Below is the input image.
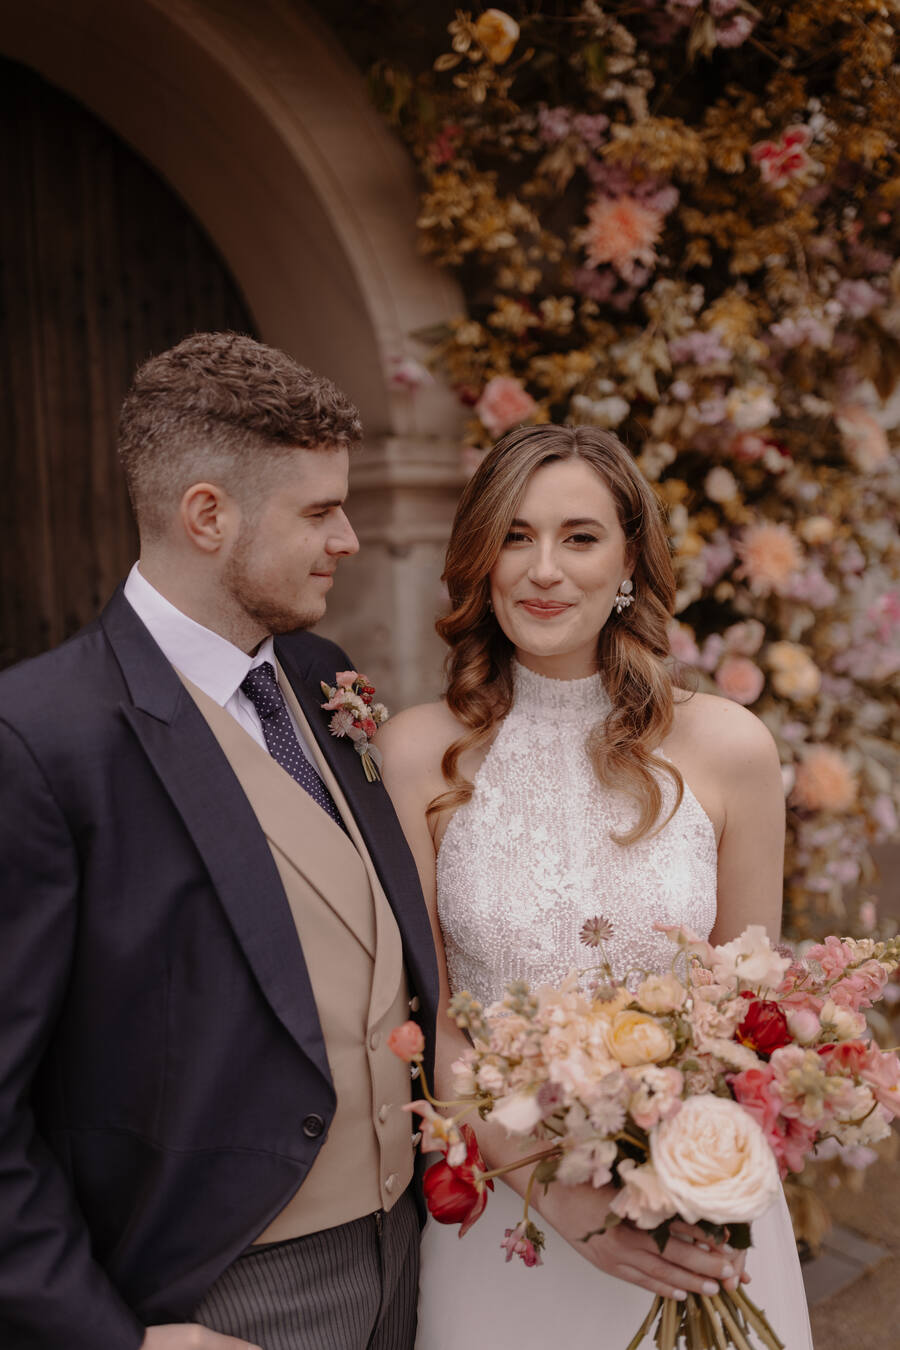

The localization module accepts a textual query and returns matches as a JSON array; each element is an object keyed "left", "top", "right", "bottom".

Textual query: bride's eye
[
  {"left": 504, "top": 530, "right": 530, "bottom": 544},
  {"left": 567, "top": 532, "right": 599, "bottom": 546}
]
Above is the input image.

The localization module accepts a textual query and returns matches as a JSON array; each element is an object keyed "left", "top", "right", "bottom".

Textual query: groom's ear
[{"left": 179, "top": 482, "right": 238, "bottom": 553}]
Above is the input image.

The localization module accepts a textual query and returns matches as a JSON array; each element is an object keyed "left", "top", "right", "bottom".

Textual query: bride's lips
[{"left": 518, "top": 599, "right": 573, "bottom": 619}]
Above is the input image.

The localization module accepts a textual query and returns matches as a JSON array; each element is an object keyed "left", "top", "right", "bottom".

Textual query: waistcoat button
[
  {"left": 385, "top": 1172, "right": 399, "bottom": 1194},
  {"left": 369, "top": 1030, "right": 381, "bottom": 1051},
  {"left": 302, "top": 1113, "right": 325, "bottom": 1138}
]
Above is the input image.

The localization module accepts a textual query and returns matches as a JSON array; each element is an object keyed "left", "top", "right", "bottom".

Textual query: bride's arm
[
  {"left": 671, "top": 693, "right": 786, "bottom": 947},
  {"left": 379, "top": 706, "right": 743, "bottom": 1302}
]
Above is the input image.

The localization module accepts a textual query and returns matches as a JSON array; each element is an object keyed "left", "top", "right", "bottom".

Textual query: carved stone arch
[{"left": 0, "top": 0, "right": 464, "bottom": 700}]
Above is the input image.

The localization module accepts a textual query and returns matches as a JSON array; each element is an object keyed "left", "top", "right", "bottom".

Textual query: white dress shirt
[{"left": 123, "top": 563, "right": 317, "bottom": 764}]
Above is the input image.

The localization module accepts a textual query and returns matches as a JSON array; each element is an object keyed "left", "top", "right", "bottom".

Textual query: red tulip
[
  {"left": 736, "top": 998, "right": 792, "bottom": 1055},
  {"left": 423, "top": 1123, "right": 493, "bottom": 1236}
]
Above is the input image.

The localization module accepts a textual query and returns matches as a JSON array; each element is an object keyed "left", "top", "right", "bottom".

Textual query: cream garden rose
[
  {"left": 636, "top": 972, "right": 686, "bottom": 1015},
  {"left": 650, "top": 1094, "right": 780, "bottom": 1224},
  {"left": 607, "top": 1010, "right": 676, "bottom": 1067}
]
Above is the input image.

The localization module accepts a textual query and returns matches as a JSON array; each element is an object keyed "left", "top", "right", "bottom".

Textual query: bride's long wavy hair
[{"left": 431, "top": 424, "right": 683, "bottom": 845}]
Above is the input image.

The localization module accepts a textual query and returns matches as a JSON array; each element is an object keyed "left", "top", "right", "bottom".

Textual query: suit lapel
[
  {"left": 275, "top": 635, "right": 439, "bottom": 1021},
  {"left": 102, "top": 589, "right": 331, "bottom": 1084}
]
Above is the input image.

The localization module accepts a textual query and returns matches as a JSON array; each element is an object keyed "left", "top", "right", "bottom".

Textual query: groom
[{"left": 0, "top": 333, "right": 438, "bottom": 1350}]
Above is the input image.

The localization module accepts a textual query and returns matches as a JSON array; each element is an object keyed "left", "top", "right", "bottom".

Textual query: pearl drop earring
[{"left": 614, "top": 578, "right": 634, "bottom": 614}]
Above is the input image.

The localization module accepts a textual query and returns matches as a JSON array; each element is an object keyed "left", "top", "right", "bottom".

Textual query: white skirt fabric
[{"left": 416, "top": 1177, "right": 813, "bottom": 1349}]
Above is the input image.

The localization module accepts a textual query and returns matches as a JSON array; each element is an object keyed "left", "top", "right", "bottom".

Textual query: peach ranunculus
[
  {"left": 792, "top": 746, "right": 858, "bottom": 813},
  {"left": 734, "top": 521, "right": 803, "bottom": 596},
  {"left": 767, "top": 641, "right": 821, "bottom": 700},
  {"left": 606, "top": 1010, "right": 675, "bottom": 1067},
  {"left": 475, "top": 375, "right": 537, "bottom": 438},
  {"left": 836, "top": 404, "right": 891, "bottom": 472},
  {"left": 387, "top": 1020, "right": 425, "bottom": 1062},
  {"left": 650, "top": 1094, "right": 781, "bottom": 1224},
  {"left": 715, "top": 654, "right": 765, "bottom": 706},
  {"left": 474, "top": 8, "right": 520, "bottom": 64},
  {"left": 581, "top": 195, "right": 664, "bottom": 281}
]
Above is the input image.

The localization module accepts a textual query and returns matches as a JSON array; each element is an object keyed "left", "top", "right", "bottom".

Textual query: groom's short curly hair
[{"left": 118, "top": 331, "right": 362, "bottom": 538}]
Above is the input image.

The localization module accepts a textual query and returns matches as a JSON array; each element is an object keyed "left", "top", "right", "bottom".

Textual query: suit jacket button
[
  {"left": 408, "top": 995, "right": 420, "bottom": 1012},
  {"left": 302, "top": 1114, "right": 325, "bottom": 1138}
]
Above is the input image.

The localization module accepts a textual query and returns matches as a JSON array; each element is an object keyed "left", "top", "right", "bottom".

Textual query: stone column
[{"left": 320, "top": 436, "right": 466, "bottom": 710}]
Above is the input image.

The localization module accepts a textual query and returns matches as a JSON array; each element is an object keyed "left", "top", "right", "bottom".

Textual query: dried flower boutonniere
[{"left": 320, "top": 671, "right": 389, "bottom": 782}]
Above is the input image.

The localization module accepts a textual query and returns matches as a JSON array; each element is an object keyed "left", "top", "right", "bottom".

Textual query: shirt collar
[{"left": 123, "top": 562, "right": 275, "bottom": 706}]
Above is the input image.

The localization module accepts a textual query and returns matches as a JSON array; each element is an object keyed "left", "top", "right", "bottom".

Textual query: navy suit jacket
[{"left": 0, "top": 587, "right": 438, "bottom": 1350}]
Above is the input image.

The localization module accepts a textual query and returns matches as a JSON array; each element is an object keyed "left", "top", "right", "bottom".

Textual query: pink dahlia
[
  {"left": 734, "top": 522, "right": 802, "bottom": 596},
  {"left": 581, "top": 195, "right": 664, "bottom": 281}
]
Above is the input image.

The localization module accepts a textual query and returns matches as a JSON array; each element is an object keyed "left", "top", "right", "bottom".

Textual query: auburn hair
[{"left": 431, "top": 424, "right": 683, "bottom": 845}]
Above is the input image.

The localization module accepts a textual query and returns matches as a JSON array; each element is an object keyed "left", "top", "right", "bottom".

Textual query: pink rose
[
  {"left": 715, "top": 655, "right": 765, "bottom": 705},
  {"left": 335, "top": 671, "right": 358, "bottom": 689},
  {"left": 475, "top": 376, "right": 537, "bottom": 438}
]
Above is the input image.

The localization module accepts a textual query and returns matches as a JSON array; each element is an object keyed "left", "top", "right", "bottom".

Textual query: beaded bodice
[{"left": 436, "top": 662, "right": 718, "bottom": 1005}]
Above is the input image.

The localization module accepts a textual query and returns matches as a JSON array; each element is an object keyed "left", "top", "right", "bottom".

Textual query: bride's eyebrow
[{"left": 509, "top": 516, "right": 605, "bottom": 528}]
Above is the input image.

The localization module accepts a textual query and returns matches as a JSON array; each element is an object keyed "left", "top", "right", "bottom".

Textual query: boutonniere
[{"left": 320, "top": 671, "right": 389, "bottom": 782}]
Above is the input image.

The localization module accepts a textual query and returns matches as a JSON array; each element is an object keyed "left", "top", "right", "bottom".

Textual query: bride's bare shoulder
[
  {"left": 377, "top": 699, "right": 464, "bottom": 777},
  {"left": 671, "top": 686, "right": 778, "bottom": 765}
]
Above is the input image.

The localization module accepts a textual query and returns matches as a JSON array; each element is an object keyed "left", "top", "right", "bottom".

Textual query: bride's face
[{"left": 489, "top": 457, "right": 630, "bottom": 680}]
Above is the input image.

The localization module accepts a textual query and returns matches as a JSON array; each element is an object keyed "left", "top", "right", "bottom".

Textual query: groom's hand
[{"left": 142, "top": 1327, "right": 262, "bottom": 1350}]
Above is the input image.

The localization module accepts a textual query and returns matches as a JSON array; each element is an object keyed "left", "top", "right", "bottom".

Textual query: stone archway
[{"left": 0, "top": 0, "right": 464, "bottom": 702}]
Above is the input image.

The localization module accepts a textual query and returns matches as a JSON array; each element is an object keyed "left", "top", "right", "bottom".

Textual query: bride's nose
[{"left": 527, "top": 542, "right": 564, "bottom": 586}]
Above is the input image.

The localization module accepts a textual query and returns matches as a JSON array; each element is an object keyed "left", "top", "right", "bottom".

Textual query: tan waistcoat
[{"left": 178, "top": 667, "right": 414, "bottom": 1240}]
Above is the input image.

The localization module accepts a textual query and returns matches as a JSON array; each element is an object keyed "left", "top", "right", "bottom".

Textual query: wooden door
[{"left": 0, "top": 56, "right": 256, "bottom": 667}]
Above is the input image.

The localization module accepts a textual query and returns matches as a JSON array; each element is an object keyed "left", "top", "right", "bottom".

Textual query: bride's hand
[{"left": 540, "top": 1183, "right": 746, "bottom": 1300}]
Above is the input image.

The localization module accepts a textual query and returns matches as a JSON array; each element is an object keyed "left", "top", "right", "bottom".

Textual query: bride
[{"left": 378, "top": 425, "right": 813, "bottom": 1347}]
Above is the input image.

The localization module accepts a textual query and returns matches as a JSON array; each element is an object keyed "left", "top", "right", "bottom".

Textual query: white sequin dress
[{"left": 415, "top": 662, "right": 813, "bottom": 1349}]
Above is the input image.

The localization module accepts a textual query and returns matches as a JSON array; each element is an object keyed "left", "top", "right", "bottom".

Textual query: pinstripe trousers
[{"left": 192, "top": 1187, "right": 419, "bottom": 1350}]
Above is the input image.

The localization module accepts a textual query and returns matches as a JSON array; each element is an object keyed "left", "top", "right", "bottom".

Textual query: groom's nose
[{"left": 327, "top": 509, "right": 360, "bottom": 557}]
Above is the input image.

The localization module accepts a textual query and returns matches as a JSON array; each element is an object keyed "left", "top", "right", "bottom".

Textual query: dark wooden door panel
[{"left": 0, "top": 57, "right": 256, "bottom": 666}]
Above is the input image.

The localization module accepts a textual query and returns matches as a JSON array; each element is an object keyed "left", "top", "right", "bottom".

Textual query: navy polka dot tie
[{"left": 240, "top": 662, "right": 346, "bottom": 830}]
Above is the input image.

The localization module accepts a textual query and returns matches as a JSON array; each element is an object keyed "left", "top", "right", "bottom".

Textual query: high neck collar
[{"left": 511, "top": 660, "right": 611, "bottom": 720}]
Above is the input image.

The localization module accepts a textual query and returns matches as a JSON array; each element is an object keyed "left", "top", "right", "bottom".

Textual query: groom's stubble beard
[{"left": 222, "top": 518, "right": 327, "bottom": 637}]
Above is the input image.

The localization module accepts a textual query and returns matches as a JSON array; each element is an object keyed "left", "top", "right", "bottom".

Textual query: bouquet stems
[{"left": 627, "top": 1288, "right": 785, "bottom": 1350}]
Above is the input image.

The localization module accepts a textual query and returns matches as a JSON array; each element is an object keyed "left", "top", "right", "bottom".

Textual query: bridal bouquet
[{"left": 389, "top": 922, "right": 900, "bottom": 1350}]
